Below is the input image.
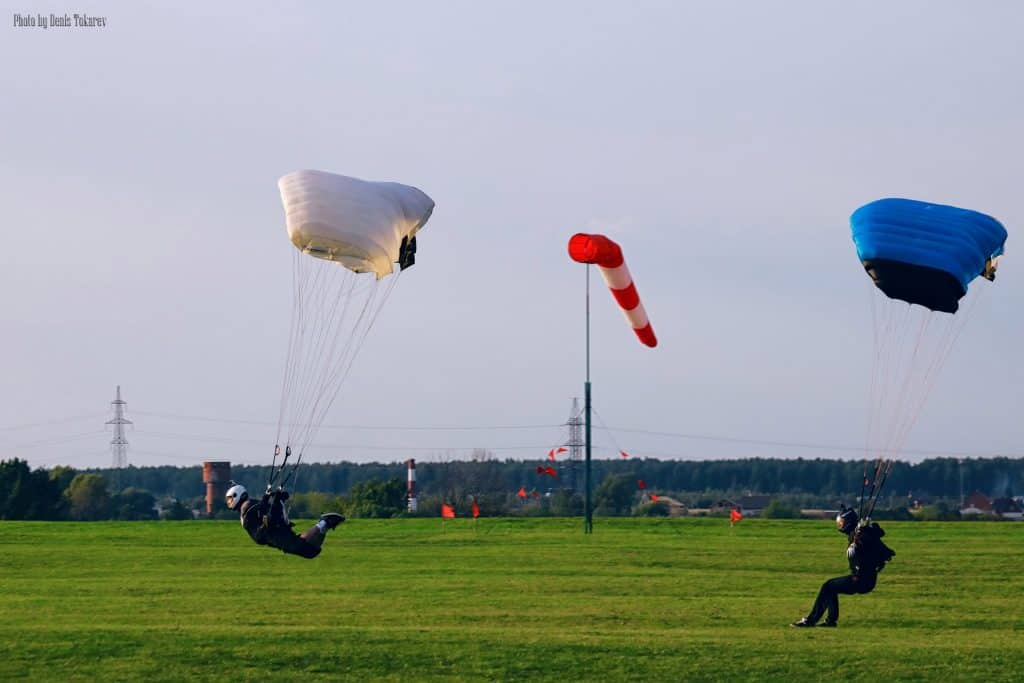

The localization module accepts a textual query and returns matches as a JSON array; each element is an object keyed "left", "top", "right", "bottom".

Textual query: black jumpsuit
[
  {"left": 239, "top": 492, "right": 323, "bottom": 560},
  {"left": 803, "top": 538, "right": 878, "bottom": 625}
]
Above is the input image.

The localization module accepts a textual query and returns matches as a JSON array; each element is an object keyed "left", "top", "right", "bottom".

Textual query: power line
[{"left": 133, "top": 410, "right": 561, "bottom": 431}]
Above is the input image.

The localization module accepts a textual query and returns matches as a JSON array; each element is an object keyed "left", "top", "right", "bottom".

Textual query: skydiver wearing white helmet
[{"left": 225, "top": 483, "right": 344, "bottom": 559}]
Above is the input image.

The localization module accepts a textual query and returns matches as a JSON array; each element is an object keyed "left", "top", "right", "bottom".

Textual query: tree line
[{"left": 2, "top": 455, "right": 1021, "bottom": 521}]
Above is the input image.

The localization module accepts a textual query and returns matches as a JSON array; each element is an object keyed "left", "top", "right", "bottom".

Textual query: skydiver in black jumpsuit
[
  {"left": 225, "top": 483, "right": 344, "bottom": 559},
  {"left": 791, "top": 507, "right": 895, "bottom": 627}
]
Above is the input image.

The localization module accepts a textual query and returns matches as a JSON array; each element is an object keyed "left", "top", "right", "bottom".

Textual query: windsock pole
[{"left": 584, "top": 265, "right": 593, "bottom": 534}]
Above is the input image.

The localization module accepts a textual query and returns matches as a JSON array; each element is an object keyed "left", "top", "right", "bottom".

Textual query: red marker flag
[
  {"left": 471, "top": 501, "right": 480, "bottom": 518},
  {"left": 650, "top": 494, "right": 660, "bottom": 502},
  {"left": 730, "top": 509, "right": 742, "bottom": 523},
  {"left": 547, "top": 449, "right": 556, "bottom": 461},
  {"left": 637, "top": 479, "right": 646, "bottom": 490},
  {"left": 441, "top": 504, "right": 456, "bottom": 519},
  {"left": 536, "top": 466, "right": 545, "bottom": 474},
  {"left": 620, "top": 450, "right": 630, "bottom": 459},
  {"left": 517, "top": 487, "right": 527, "bottom": 499},
  {"left": 545, "top": 466, "right": 558, "bottom": 478}
]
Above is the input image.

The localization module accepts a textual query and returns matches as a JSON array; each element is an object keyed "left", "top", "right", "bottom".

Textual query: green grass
[{"left": 1, "top": 518, "right": 1021, "bottom": 681}]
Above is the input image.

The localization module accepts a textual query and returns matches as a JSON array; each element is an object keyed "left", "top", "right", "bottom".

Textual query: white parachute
[{"left": 273, "top": 170, "right": 434, "bottom": 470}]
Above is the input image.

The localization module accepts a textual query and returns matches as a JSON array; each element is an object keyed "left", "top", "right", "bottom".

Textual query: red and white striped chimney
[{"left": 407, "top": 458, "right": 417, "bottom": 512}]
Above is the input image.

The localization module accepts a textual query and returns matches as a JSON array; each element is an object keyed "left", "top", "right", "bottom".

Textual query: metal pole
[{"left": 585, "top": 265, "right": 593, "bottom": 534}]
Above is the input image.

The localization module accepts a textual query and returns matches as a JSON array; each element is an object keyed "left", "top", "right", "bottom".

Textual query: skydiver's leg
[
  {"left": 299, "top": 526, "right": 325, "bottom": 549},
  {"left": 821, "top": 575, "right": 859, "bottom": 625},
  {"left": 265, "top": 527, "right": 322, "bottom": 559},
  {"left": 805, "top": 576, "right": 849, "bottom": 625}
]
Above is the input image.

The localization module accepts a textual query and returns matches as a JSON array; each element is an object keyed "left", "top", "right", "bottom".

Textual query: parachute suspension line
[
  {"left": 285, "top": 257, "right": 359, "bottom": 449},
  {"left": 869, "top": 300, "right": 910, "bottom": 460},
  {"left": 277, "top": 253, "right": 404, "bottom": 465},
  {"left": 880, "top": 311, "right": 931, "bottom": 456},
  {"left": 298, "top": 272, "right": 401, "bottom": 455},
  {"left": 857, "top": 458, "right": 871, "bottom": 518},
  {"left": 276, "top": 249, "right": 305, "bottom": 447},
  {"left": 888, "top": 289, "right": 985, "bottom": 469},
  {"left": 284, "top": 259, "right": 355, "bottom": 452}
]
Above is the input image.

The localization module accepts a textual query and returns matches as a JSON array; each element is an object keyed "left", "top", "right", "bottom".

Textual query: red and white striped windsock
[{"left": 567, "top": 233, "right": 657, "bottom": 347}]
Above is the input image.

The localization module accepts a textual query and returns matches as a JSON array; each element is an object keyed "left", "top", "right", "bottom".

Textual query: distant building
[
  {"left": 992, "top": 497, "right": 1023, "bottom": 521},
  {"left": 711, "top": 495, "right": 772, "bottom": 517},
  {"left": 653, "top": 496, "right": 688, "bottom": 517},
  {"left": 961, "top": 490, "right": 993, "bottom": 517},
  {"left": 738, "top": 495, "right": 772, "bottom": 517}
]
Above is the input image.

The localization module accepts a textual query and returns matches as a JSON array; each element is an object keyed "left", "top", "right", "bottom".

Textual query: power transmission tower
[
  {"left": 106, "top": 385, "right": 132, "bottom": 469},
  {"left": 563, "top": 397, "right": 583, "bottom": 493}
]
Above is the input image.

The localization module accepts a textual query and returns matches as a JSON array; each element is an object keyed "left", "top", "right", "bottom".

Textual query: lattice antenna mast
[{"left": 106, "top": 385, "right": 132, "bottom": 468}]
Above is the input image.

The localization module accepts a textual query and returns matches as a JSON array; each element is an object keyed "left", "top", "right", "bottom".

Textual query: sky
[{"left": 2, "top": 1, "right": 1022, "bottom": 471}]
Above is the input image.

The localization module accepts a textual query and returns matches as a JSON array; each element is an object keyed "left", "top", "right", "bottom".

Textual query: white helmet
[{"left": 225, "top": 483, "right": 248, "bottom": 510}]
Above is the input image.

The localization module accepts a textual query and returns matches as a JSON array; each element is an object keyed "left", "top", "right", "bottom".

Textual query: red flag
[
  {"left": 441, "top": 504, "right": 455, "bottom": 519},
  {"left": 637, "top": 479, "right": 646, "bottom": 490},
  {"left": 650, "top": 494, "right": 660, "bottom": 502},
  {"left": 548, "top": 447, "right": 567, "bottom": 461},
  {"left": 620, "top": 450, "right": 630, "bottom": 459},
  {"left": 536, "top": 465, "right": 545, "bottom": 474},
  {"left": 471, "top": 501, "right": 480, "bottom": 518},
  {"left": 730, "top": 509, "right": 743, "bottom": 523},
  {"left": 545, "top": 466, "right": 558, "bottom": 478},
  {"left": 517, "top": 487, "right": 527, "bottom": 499}
]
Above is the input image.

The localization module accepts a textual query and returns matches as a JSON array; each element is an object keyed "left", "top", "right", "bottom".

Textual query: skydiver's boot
[
  {"left": 320, "top": 512, "right": 345, "bottom": 530},
  {"left": 298, "top": 513, "right": 344, "bottom": 548},
  {"left": 790, "top": 618, "right": 815, "bottom": 628}
]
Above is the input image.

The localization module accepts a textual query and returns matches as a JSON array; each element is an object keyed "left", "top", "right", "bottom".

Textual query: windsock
[{"left": 568, "top": 233, "right": 656, "bottom": 347}]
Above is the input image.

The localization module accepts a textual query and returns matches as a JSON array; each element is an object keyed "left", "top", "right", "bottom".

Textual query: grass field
[{"left": 1, "top": 517, "right": 1021, "bottom": 682}]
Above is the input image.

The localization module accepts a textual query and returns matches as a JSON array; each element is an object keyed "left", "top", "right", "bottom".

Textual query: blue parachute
[{"left": 851, "top": 198, "right": 1007, "bottom": 313}]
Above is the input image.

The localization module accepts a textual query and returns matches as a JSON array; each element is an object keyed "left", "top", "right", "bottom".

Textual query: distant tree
[
  {"left": 634, "top": 501, "right": 670, "bottom": 517},
  {"left": 913, "top": 502, "right": 961, "bottom": 521},
  {"left": 65, "top": 473, "right": 111, "bottom": 521},
  {"left": 111, "top": 487, "right": 157, "bottom": 520},
  {"left": 549, "top": 489, "right": 583, "bottom": 517},
  {"left": 343, "top": 478, "right": 406, "bottom": 518},
  {"left": 49, "top": 465, "right": 77, "bottom": 493},
  {"left": 0, "top": 458, "right": 65, "bottom": 520},
  {"left": 594, "top": 474, "right": 637, "bottom": 516},
  {"left": 288, "top": 491, "right": 342, "bottom": 519},
  {"left": 761, "top": 500, "right": 799, "bottom": 519},
  {"left": 160, "top": 499, "right": 193, "bottom": 521}
]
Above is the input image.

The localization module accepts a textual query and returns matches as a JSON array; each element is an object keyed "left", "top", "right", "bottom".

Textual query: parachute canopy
[
  {"left": 278, "top": 170, "right": 435, "bottom": 279},
  {"left": 273, "top": 170, "right": 434, "bottom": 461},
  {"left": 851, "top": 198, "right": 1007, "bottom": 313}
]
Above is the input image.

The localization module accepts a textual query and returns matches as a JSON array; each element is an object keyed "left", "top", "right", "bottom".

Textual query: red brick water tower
[{"left": 202, "top": 461, "right": 232, "bottom": 515}]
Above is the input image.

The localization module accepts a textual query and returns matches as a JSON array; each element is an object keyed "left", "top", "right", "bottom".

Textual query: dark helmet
[{"left": 836, "top": 506, "right": 859, "bottom": 534}]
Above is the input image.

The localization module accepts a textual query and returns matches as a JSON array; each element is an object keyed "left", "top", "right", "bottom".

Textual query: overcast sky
[{"left": 2, "top": 1, "right": 1021, "bottom": 471}]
